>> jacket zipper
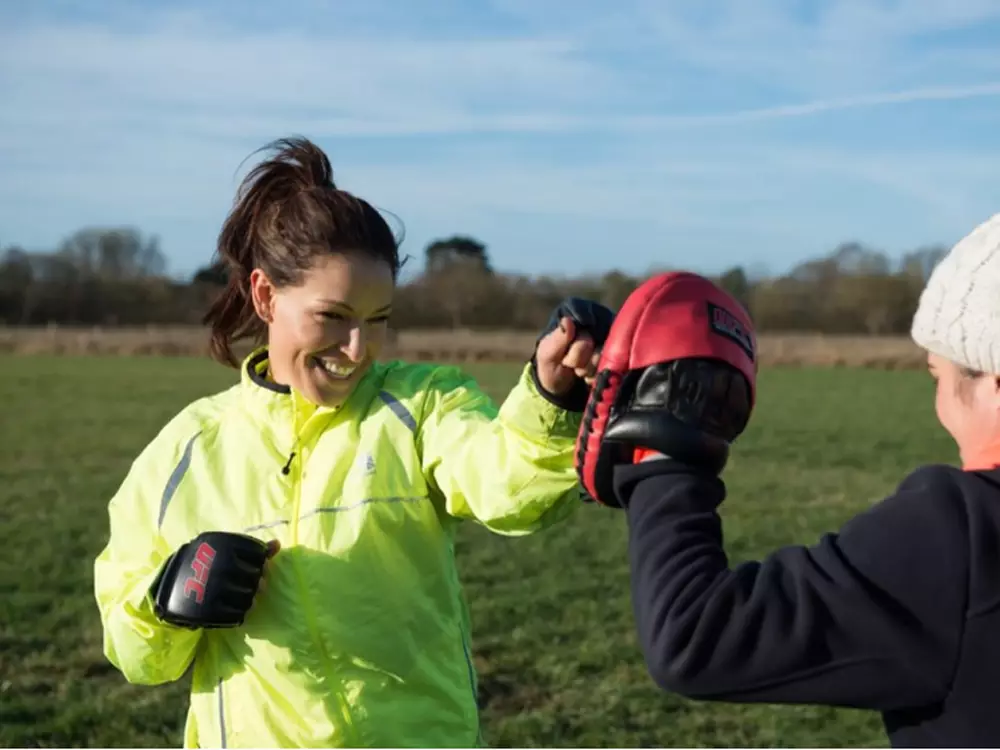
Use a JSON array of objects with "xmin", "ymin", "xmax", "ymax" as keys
[
  {"xmin": 283, "ymin": 416, "xmax": 358, "ymax": 744},
  {"xmin": 217, "ymin": 677, "xmax": 228, "ymax": 748}
]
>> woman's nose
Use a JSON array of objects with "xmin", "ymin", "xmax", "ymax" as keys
[{"xmin": 342, "ymin": 325, "xmax": 366, "ymax": 363}]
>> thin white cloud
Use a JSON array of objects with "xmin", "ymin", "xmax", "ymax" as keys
[
  {"xmin": 513, "ymin": 82, "xmax": 1000, "ymax": 133},
  {"xmin": 629, "ymin": 82, "xmax": 1000, "ymax": 127}
]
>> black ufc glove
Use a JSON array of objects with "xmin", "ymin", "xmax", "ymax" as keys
[
  {"xmin": 531, "ymin": 297, "xmax": 615, "ymax": 412},
  {"xmin": 149, "ymin": 531, "xmax": 272, "ymax": 629}
]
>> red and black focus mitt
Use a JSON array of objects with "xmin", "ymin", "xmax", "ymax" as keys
[
  {"xmin": 149, "ymin": 531, "xmax": 272, "ymax": 629},
  {"xmin": 574, "ymin": 271, "xmax": 757, "ymax": 507}
]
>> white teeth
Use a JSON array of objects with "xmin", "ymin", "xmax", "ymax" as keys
[{"xmin": 317, "ymin": 359, "xmax": 356, "ymax": 379}]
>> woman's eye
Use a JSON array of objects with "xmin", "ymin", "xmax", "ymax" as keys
[{"xmin": 319, "ymin": 311, "xmax": 389, "ymax": 324}]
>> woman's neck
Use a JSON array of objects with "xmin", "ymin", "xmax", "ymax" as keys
[{"xmin": 962, "ymin": 436, "xmax": 1000, "ymax": 471}]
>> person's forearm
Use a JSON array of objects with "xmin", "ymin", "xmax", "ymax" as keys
[
  {"xmin": 95, "ymin": 553, "xmax": 202, "ymax": 685},
  {"xmin": 420, "ymin": 363, "xmax": 582, "ymax": 534},
  {"xmin": 617, "ymin": 462, "xmax": 958, "ymax": 711}
]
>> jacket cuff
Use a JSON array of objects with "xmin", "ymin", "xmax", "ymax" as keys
[
  {"xmin": 612, "ymin": 459, "xmax": 722, "ymax": 510},
  {"xmin": 501, "ymin": 362, "xmax": 583, "ymax": 440}
]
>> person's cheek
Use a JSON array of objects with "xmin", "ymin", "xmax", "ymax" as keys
[
  {"xmin": 936, "ymin": 386, "xmax": 963, "ymax": 444},
  {"xmin": 366, "ymin": 323, "xmax": 388, "ymax": 358},
  {"xmin": 934, "ymin": 385, "xmax": 947, "ymax": 427},
  {"xmin": 274, "ymin": 300, "xmax": 306, "ymax": 345},
  {"xmin": 308, "ymin": 315, "xmax": 344, "ymax": 352}
]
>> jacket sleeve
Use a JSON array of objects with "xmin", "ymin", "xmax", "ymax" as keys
[
  {"xmin": 93, "ymin": 421, "xmax": 204, "ymax": 685},
  {"xmin": 616, "ymin": 460, "xmax": 969, "ymax": 711},
  {"xmin": 417, "ymin": 362, "xmax": 584, "ymax": 535}
]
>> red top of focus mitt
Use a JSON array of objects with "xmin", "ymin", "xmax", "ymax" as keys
[{"xmin": 599, "ymin": 270, "xmax": 758, "ymax": 408}]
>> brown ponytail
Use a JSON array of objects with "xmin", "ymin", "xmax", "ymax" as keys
[{"xmin": 202, "ymin": 136, "xmax": 405, "ymax": 367}]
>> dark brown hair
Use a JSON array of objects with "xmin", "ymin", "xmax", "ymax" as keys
[{"xmin": 203, "ymin": 136, "xmax": 405, "ymax": 367}]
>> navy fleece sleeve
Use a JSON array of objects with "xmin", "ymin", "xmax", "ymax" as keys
[{"xmin": 617, "ymin": 461, "xmax": 969, "ymax": 711}]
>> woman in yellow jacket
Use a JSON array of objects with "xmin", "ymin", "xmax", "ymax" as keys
[{"xmin": 93, "ymin": 137, "xmax": 611, "ymax": 749}]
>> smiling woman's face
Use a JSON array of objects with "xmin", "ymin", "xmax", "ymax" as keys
[{"xmin": 250, "ymin": 251, "xmax": 395, "ymax": 407}]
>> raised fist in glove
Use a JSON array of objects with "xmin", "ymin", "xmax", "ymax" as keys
[
  {"xmin": 532, "ymin": 297, "xmax": 616, "ymax": 412},
  {"xmin": 574, "ymin": 272, "xmax": 757, "ymax": 507},
  {"xmin": 149, "ymin": 531, "xmax": 279, "ymax": 629}
]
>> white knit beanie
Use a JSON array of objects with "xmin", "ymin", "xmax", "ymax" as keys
[{"xmin": 911, "ymin": 212, "xmax": 1000, "ymax": 375}]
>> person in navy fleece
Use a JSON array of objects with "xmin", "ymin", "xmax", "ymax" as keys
[{"xmin": 608, "ymin": 213, "xmax": 1000, "ymax": 747}]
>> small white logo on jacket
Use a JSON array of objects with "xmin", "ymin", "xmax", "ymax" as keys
[{"xmin": 360, "ymin": 453, "xmax": 376, "ymax": 475}]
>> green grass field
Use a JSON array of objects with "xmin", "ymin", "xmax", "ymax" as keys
[{"xmin": 0, "ymin": 355, "xmax": 959, "ymax": 748}]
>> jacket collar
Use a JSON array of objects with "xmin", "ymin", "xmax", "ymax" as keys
[{"xmin": 242, "ymin": 347, "xmax": 292, "ymax": 396}]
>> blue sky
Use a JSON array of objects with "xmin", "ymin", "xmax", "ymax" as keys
[{"xmin": 2, "ymin": 0, "xmax": 1000, "ymax": 282}]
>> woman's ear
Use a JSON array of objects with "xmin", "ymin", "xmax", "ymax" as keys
[{"xmin": 249, "ymin": 268, "xmax": 276, "ymax": 324}]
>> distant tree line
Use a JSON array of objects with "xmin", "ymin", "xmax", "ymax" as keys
[{"xmin": 0, "ymin": 227, "xmax": 948, "ymax": 334}]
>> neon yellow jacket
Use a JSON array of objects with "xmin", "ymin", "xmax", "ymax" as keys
[{"xmin": 93, "ymin": 348, "xmax": 583, "ymax": 748}]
